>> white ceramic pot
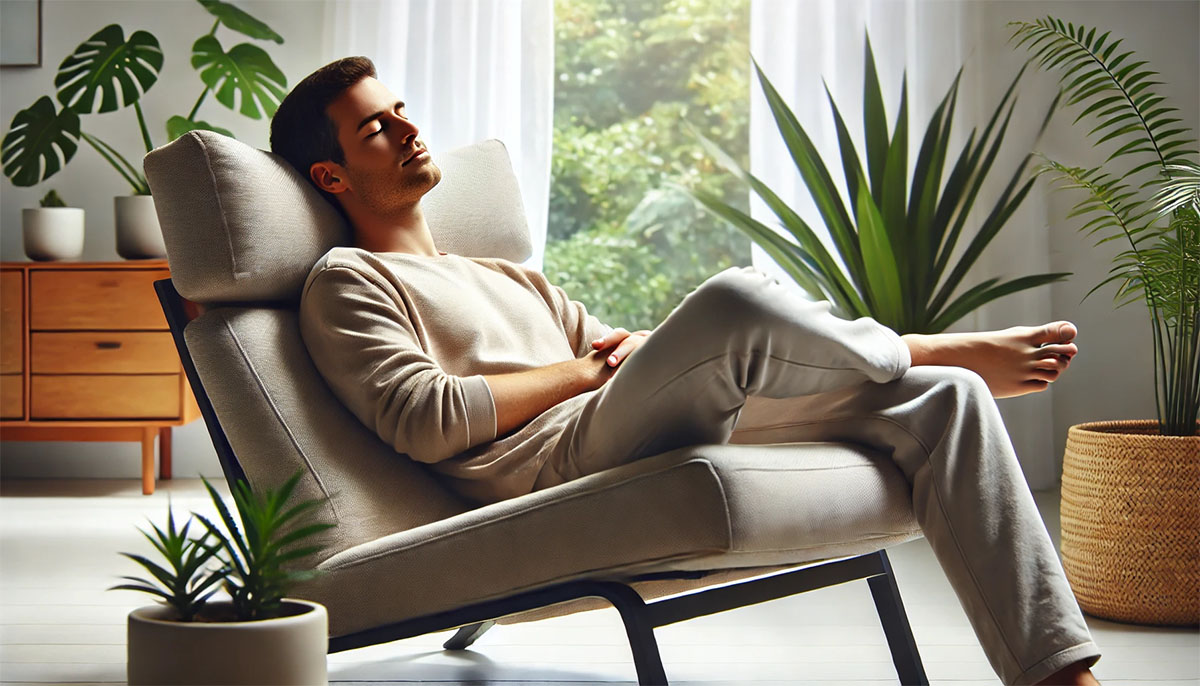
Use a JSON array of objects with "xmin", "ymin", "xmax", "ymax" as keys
[
  {"xmin": 127, "ymin": 599, "xmax": 328, "ymax": 685},
  {"xmin": 22, "ymin": 207, "xmax": 85, "ymax": 261},
  {"xmin": 115, "ymin": 195, "xmax": 166, "ymax": 259}
]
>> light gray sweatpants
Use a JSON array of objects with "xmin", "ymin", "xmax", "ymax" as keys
[{"xmin": 536, "ymin": 266, "xmax": 1100, "ymax": 685}]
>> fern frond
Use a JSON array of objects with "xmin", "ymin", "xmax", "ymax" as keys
[
  {"xmin": 1154, "ymin": 162, "xmax": 1200, "ymax": 218},
  {"xmin": 1009, "ymin": 17, "xmax": 1196, "ymax": 170}
]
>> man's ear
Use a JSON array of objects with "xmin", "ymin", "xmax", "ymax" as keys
[{"xmin": 310, "ymin": 161, "xmax": 349, "ymax": 194}]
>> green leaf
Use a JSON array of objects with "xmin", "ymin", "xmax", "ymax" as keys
[
  {"xmin": 166, "ymin": 115, "xmax": 235, "ymax": 142},
  {"xmin": 862, "ymin": 33, "xmax": 890, "ymax": 202},
  {"xmin": 695, "ymin": 115, "xmax": 866, "ymax": 315},
  {"xmin": 930, "ymin": 272, "xmax": 1071, "ymax": 332},
  {"xmin": 197, "ymin": 0, "xmax": 284, "ymax": 43},
  {"xmin": 2, "ymin": 96, "xmax": 81, "ymax": 186},
  {"xmin": 191, "ymin": 35, "xmax": 287, "ymax": 120},
  {"xmin": 55, "ymin": 24, "xmax": 162, "ymax": 114},
  {"xmin": 109, "ymin": 583, "xmax": 172, "ymax": 600},
  {"xmin": 688, "ymin": 186, "xmax": 838, "ymax": 307},
  {"xmin": 853, "ymin": 173, "xmax": 905, "ymax": 329},
  {"xmin": 752, "ymin": 59, "xmax": 865, "ymax": 289},
  {"xmin": 881, "ymin": 73, "xmax": 909, "ymax": 316}
]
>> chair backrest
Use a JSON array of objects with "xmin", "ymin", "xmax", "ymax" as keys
[{"xmin": 144, "ymin": 131, "xmax": 534, "ymax": 554}]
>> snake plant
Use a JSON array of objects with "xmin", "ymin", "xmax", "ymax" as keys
[
  {"xmin": 195, "ymin": 471, "xmax": 335, "ymax": 621},
  {"xmin": 112, "ymin": 471, "xmax": 334, "ymax": 622},
  {"xmin": 110, "ymin": 499, "xmax": 226, "ymax": 622},
  {"xmin": 1010, "ymin": 17, "xmax": 1198, "ymax": 436},
  {"xmin": 2, "ymin": 0, "xmax": 286, "ymax": 194},
  {"xmin": 689, "ymin": 34, "xmax": 1068, "ymax": 334}
]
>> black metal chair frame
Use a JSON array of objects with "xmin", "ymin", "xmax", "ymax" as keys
[{"xmin": 155, "ymin": 278, "xmax": 929, "ymax": 686}]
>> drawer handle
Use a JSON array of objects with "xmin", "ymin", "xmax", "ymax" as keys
[{"xmin": 95, "ymin": 341, "xmax": 122, "ymax": 350}]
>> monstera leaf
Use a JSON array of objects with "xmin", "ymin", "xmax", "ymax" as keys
[
  {"xmin": 166, "ymin": 115, "xmax": 234, "ymax": 142},
  {"xmin": 197, "ymin": 0, "xmax": 283, "ymax": 43},
  {"xmin": 1, "ymin": 96, "xmax": 81, "ymax": 187},
  {"xmin": 55, "ymin": 24, "xmax": 163, "ymax": 114},
  {"xmin": 191, "ymin": 35, "xmax": 287, "ymax": 120}
]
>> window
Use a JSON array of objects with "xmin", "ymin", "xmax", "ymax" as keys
[{"xmin": 546, "ymin": 0, "xmax": 752, "ymax": 330}]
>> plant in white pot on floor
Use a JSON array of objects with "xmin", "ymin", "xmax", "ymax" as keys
[
  {"xmin": 0, "ymin": 0, "xmax": 288, "ymax": 259},
  {"xmin": 22, "ymin": 190, "xmax": 85, "ymax": 261},
  {"xmin": 113, "ymin": 470, "xmax": 335, "ymax": 685},
  {"xmin": 1010, "ymin": 16, "xmax": 1199, "ymax": 626}
]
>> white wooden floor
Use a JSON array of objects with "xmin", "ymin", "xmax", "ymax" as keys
[{"xmin": 0, "ymin": 478, "xmax": 1196, "ymax": 685}]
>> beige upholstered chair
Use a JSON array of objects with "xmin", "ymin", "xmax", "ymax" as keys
[{"xmin": 144, "ymin": 131, "xmax": 928, "ymax": 685}]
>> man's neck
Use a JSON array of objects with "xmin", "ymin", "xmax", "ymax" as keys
[{"xmin": 349, "ymin": 203, "xmax": 439, "ymax": 257}]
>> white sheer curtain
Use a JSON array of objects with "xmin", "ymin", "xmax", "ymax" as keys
[
  {"xmin": 748, "ymin": 0, "xmax": 1061, "ymax": 488},
  {"xmin": 323, "ymin": 0, "xmax": 555, "ymax": 270}
]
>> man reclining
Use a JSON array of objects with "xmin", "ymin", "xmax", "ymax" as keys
[{"xmin": 271, "ymin": 57, "xmax": 1101, "ymax": 686}]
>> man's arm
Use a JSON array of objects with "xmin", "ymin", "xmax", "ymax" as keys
[
  {"xmin": 484, "ymin": 328, "xmax": 652, "ymax": 436},
  {"xmin": 484, "ymin": 348, "xmax": 614, "ymax": 436}
]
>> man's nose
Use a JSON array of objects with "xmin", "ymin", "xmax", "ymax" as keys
[{"xmin": 390, "ymin": 113, "xmax": 419, "ymax": 141}]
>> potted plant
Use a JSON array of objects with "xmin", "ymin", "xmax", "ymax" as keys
[
  {"xmin": 688, "ymin": 33, "xmax": 1069, "ymax": 334},
  {"xmin": 0, "ymin": 0, "xmax": 287, "ymax": 259},
  {"xmin": 1010, "ymin": 17, "xmax": 1199, "ymax": 626},
  {"xmin": 22, "ymin": 190, "xmax": 84, "ymax": 261},
  {"xmin": 113, "ymin": 471, "xmax": 335, "ymax": 685}
]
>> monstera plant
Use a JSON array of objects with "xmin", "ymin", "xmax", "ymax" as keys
[{"xmin": 1, "ymin": 0, "xmax": 286, "ymax": 195}]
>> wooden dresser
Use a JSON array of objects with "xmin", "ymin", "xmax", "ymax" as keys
[{"xmin": 0, "ymin": 260, "xmax": 200, "ymax": 494}]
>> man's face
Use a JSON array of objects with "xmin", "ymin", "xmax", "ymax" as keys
[{"xmin": 321, "ymin": 77, "xmax": 441, "ymax": 214}]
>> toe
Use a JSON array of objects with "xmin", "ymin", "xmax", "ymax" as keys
[
  {"xmin": 1031, "ymin": 320, "xmax": 1078, "ymax": 345},
  {"xmin": 1038, "ymin": 342, "xmax": 1078, "ymax": 359}
]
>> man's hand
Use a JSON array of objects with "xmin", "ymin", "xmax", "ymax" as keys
[
  {"xmin": 485, "ymin": 328, "xmax": 654, "ymax": 436},
  {"xmin": 591, "ymin": 328, "xmax": 653, "ymax": 370}
]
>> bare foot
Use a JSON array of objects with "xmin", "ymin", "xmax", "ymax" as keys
[
  {"xmin": 901, "ymin": 321, "xmax": 1079, "ymax": 398},
  {"xmin": 1035, "ymin": 660, "xmax": 1101, "ymax": 685}
]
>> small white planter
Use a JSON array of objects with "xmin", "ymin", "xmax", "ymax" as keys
[
  {"xmin": 127, "ymin": 599, "xmax": 328, "ymax": 685},
  {"xmin": 115, "ymin": 195, "xmax": 167, "ymax": 259},
  {"xmin": 22, "ymin": 207, "xmax": 85, "ymax": 261}
]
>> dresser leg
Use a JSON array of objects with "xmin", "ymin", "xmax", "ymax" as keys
[
  {"xmin": 159, "ymin": 427, "xmax": 172, "ymax": 480},
  {"xmin": 141, "ymin": 427, "xmax": 156, "ymax": 495}
]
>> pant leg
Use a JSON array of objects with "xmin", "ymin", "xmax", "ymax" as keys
[
  {"xmin": 730, "ymin": 375, "xmax": 1100, "ymax": 685},
  {"xmin": 536, "ymin": 265, "xmax": 1100, "ymax": 685},
  {"xmin": 536, "ymin": 265, "xmax": 910, "ymax": 484}
]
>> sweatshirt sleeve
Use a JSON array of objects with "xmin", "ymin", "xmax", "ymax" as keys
[
  {"xmin": 299, "ymin": 264, "xmax": 497, "ymax": 464},
  {"xmin": 516, "ymin": 265, "xmax": 614, "ymax": 358}
]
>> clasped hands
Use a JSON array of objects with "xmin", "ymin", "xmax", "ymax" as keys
[{"xmin": 580, "ymin": 327, "xmax": 652, "ymax": 389}]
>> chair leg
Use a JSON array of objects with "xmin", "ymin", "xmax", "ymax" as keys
[
  {"xmin": 867, "ymin": 551, "xmax": 929, "ymax": 686},
  {"xmin": 592, "ymin": 582, "xmax": 669, "ymax": 686},
  {"xmin": 442, "ymin": 620, "xmax": 495, "ymax": 650}
]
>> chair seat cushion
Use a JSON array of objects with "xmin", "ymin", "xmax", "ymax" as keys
[{"xmin": 298, "ymin": 442, "xmax": 919, "ymax": 638}]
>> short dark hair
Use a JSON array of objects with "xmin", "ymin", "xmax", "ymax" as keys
[{"xmin": 270, "ymin": 56, "xmax": 377, "ymax": 202}]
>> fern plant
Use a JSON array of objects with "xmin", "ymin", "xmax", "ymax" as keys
[
  {"xmin": 1011, "ymin": 17, "xmax": 1199, "ymax": 436},
  {"xmin": 688, "ymin": 34, "xmax": 1068, "ymax": 334}
]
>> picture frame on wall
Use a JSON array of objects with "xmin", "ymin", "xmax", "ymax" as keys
[{"xmin": 1, "ymin": 0, "xmax": 42, "ymax": 68}]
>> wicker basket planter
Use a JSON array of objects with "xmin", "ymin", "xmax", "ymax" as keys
[{"xmin": 1061, "ymin": 420, "xmax": 1199, "ymax": 625}]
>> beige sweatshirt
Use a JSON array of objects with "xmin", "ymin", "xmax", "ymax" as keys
[{"xmin": 299, "ymin": 247, "xmax": 612, "ymax": 504}]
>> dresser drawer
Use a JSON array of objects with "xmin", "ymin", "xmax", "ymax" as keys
[
  {"xmin": 31, "ymin": 332, "xmax": 180, "ymax": 374},
  {"xmin": 30, "ymin": 269, "xmax": 169, "ymax": 330},
  {"xmin": 31, "ymin": 374, "xmax": 180, "ymax": 419},
  {"xmin": 1, "ymin": 270, "xmax": 22, "ymax": 373},
  {"xmin": 0, "ymin": 374, "xmax": 21, "ymax": 418}
]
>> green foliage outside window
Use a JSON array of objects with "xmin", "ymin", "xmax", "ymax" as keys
[{"xmin": 546, "ymin": 0, "xmax": 752, "ymax": 330}]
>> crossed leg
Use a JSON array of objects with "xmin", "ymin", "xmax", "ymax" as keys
[{"xmin": 539, "ymin": 266, "xmax": 1100, "ymax": 684}]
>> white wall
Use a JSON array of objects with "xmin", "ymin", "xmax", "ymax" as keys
[{"xmin": 0, "ymin": 0, "xmax": 329, "ymax": 479}]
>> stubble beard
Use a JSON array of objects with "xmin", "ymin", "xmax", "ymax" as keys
[{"xmin": 353, "ymin": 161, "xmax": 442, "ymax": 217}]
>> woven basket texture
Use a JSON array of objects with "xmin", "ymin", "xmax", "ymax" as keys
[{"xmin": 1061, "ymin": 420, "xmax": 1199, "ymax": 626}]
